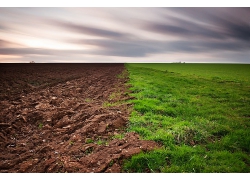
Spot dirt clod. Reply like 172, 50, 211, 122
0, 63, 159, 172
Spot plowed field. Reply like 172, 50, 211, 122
0, 63, 159, 173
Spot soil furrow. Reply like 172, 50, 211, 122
0, 63, 159, 172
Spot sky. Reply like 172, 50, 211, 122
0, 6, 250, 63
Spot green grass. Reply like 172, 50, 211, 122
130, 63, 250, 84
38, 123, 43, 129
122, 63, 250, 173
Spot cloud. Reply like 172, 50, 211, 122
50, 19, 130, 39
69, 39, 162, 57
141, 7, 250, 43
213, 17, 250, 41
0, 24, 7, 30
0, 47, 86, 56
0, 39, 14, 47
166, 40, 250, 53
167, 7, 250, 25
166, 7, 250, 41
0, 48, 54, 55
67, 37, 250, 58
143, 21, 226, 40
145, 23, 191, 35
0, 39, 25, 48
0, 7, 249, 63
1, 39, 249, 60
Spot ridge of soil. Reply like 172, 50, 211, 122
0, 63, 159, 173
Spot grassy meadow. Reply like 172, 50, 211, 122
122, 63, 250, 172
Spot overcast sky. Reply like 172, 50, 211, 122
0, 7, 250, 63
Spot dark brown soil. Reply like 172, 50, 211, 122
0, 63, 159, 173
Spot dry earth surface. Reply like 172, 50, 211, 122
0, 63, 159, 173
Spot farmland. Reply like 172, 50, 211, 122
0, 63, 249, 173
0, 63, 158, 172
123, 63, 250, 172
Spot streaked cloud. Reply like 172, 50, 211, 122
0, 7, 249, 63
50, 19, 131, 39
142, 18, 227, 40
0, 39, 16, 47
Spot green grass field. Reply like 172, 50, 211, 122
130, 63, 250, 84
122, 63, 250, 172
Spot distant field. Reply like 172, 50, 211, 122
123, 63, 250, 172
130, 63, 250, 84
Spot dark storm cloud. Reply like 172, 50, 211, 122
51, 20, 130, 39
